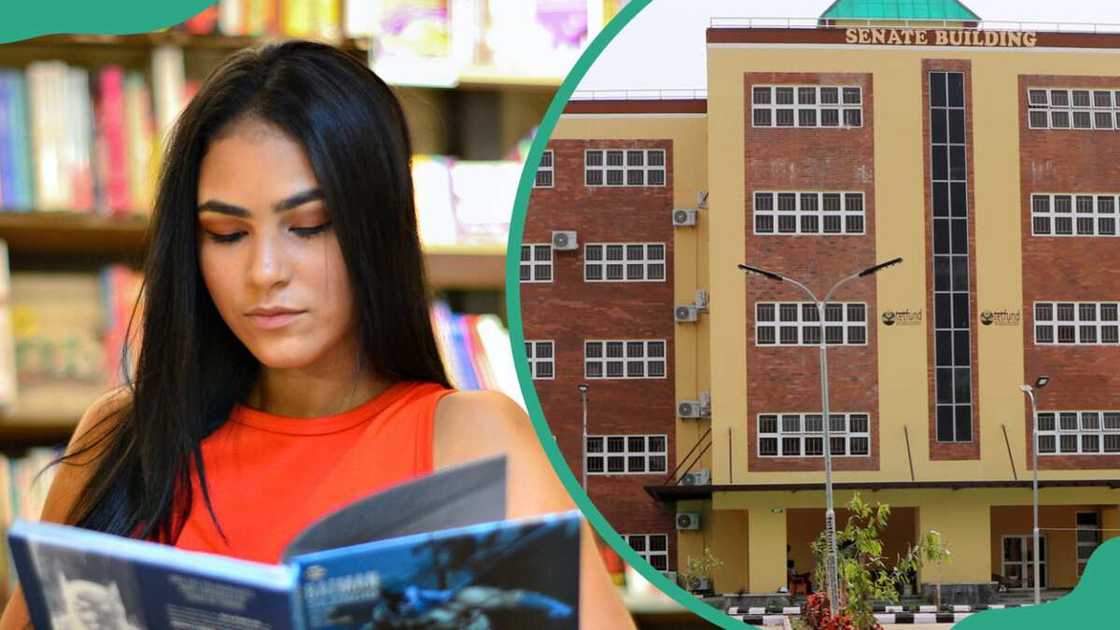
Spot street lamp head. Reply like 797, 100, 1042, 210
737, 263, 784, 282
1035, 376, 1050, 389
857, 257, 904, 278
577, 384, 589, 394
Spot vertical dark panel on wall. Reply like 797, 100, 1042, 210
929, 71, 973, 443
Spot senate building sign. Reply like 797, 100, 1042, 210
844, 28, 1038, 48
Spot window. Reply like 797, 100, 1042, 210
755, 302, 867, 346
584, 243, 666, 282
1037, 411, 1120, 456
525, 340, 554, 379
520, 244, 553, 283
1031, 193, 1119, 237
752, 85, 864, 129
585, 149, 665, 187
753, 191, 866, 235
1028, 88, 1120, 130
534, 150, 554, 188
584, 340, 667, 379
1034, 302, 1120, 345
587, 434, 667, 474
930, 70, 974, 444
758, 412, 871, 457
625, 533, 669, 571
1076, 512, 1102, 577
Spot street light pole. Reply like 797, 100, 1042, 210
578, 384, 590, 491
739, 257, 902, 616
1019, 376, 1049, 605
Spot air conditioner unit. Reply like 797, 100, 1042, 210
676, 511, 701, 531
678, 400, 703, 418
675, 305, 699, 322
676, 396, 712, 417
551, 230, 578, 251
672, 208, 697, 227
697, 191, 709, 209
680, 469, 711, 486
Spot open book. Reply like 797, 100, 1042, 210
8, 456, 580, 629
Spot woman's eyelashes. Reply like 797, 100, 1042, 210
203, 222, 333, 244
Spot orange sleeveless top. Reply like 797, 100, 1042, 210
173, 380, 453, 564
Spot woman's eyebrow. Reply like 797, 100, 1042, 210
197, 188, 325, 215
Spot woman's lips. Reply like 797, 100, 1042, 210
246, 310, 306, 330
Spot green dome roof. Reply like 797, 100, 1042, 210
820, 0, 980, 20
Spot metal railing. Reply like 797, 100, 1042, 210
710, 16, 1120, 34
569, 88, 708, 101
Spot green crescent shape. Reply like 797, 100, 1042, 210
0, 0, 215, 43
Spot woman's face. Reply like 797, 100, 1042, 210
197, 118, 357, 372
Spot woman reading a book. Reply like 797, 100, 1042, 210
1, 41, 633, 629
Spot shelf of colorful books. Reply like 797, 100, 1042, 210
0, 212, 506, 289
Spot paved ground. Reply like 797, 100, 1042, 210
882, 625, 954, 629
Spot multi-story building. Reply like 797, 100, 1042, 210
521, 0, 1120, 596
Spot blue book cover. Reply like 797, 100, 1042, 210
8, 70, 32, 210
448, 313, 480, 390
0, 70, 12, 209
8, 456, 582, 629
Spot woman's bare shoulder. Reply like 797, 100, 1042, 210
38, 386, 132, 523
432, 390, 532, 463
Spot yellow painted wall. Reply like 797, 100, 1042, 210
553, 115, 711, 477
704, 42, 1120, 486
748, 507, 788, 592
989, 505, 1097, 589
716, 487, 1120, 585
1103, 505, 1120, 543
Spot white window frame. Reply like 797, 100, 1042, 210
757, 412, 871, 458
1002, 535, 1047, 589
753, 191, 866, 235
534, 150, 554, 188
584, 339, 667, 379
751, 85, 864, 129
1076, 511, 1102, 577
755, 302, 868, 346
624, 533, 669, 572
584, 242, 667, 282
1027, 87, 1120, 131
1030, 193, 1119, 237
525, 340, 555, 380
586, 434, 668, 475
519, 243, 553, 283
1033, 301, 1120, 345
1036, 410, 1120, 455
584, 149, 666, 187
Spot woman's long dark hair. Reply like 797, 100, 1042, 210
63, 40, 450, 542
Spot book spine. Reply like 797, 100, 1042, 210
0, 241, 14, 408
8, 72, 32, 210
0, 71, 12, 209
218, 0, 244, 36
449, 312, 479, 390
67, 67, 94, 212
98, 66, 130, 213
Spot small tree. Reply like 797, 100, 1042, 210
808, 494, 951, 630
681, 547, 724, 593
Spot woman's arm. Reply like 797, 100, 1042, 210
0, 388, 129, 630
433, 390, 636, 629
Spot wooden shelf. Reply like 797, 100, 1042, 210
3, 34, 562, 91
0, 212, 506, 289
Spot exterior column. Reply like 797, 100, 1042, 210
917, 499, 991, 583
1101, 505, 1120, 543
748, 507, 788, 592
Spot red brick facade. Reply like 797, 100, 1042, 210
742, 72, 881, 473
521, 138, 679, 566
1018, 75, 1120, 470
921, 59, 982, 461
